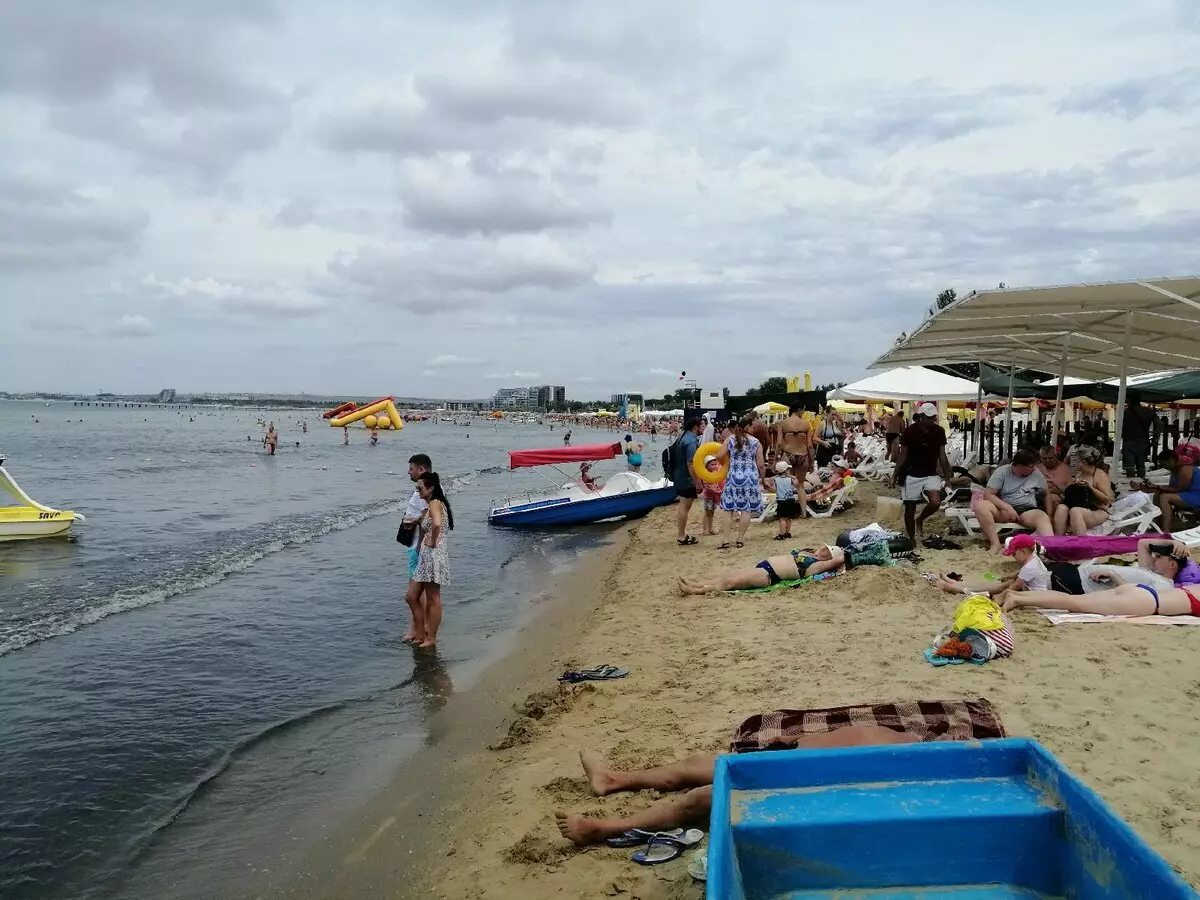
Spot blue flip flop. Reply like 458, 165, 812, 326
632, 829, 704, 865
604, 827, 684, 848
924, 648, 966, 666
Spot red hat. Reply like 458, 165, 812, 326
1002, 534, 1036, 556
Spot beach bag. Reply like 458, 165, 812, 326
396, 519, 418, 546
953, 596, 1006, 633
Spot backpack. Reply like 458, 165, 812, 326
663, 437, 681, 480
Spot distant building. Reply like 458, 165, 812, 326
492, 386, 538, 410
536, 385, 567, 411
156, 388, 176, 404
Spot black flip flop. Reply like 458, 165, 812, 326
677, 536, 698, 545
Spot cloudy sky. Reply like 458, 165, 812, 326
2, 0, 1198, 399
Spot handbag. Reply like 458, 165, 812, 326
396, 519, 418, 545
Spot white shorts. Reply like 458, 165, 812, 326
902, 475, 944, 503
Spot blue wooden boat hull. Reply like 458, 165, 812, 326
708, 738, 1197, 899
489, 485, 677, 527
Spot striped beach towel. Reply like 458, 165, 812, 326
731, 697, 1006, 754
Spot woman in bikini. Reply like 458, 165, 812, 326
678, 546, 845, 594
776, 402, 813, 517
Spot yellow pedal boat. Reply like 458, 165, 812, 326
0, 456, 86, 541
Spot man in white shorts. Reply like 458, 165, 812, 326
896, 402, 951, 541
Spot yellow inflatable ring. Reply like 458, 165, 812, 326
693, 441, 727, 484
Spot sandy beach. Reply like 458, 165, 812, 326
397, 478, 1200, 899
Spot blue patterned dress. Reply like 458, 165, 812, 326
720, 436, 764, 513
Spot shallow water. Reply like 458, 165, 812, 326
0, 401, 641, 899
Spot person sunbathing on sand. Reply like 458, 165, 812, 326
555, 725, 922, 846
1001, 581, 1200, 617
678, 545, 845, 594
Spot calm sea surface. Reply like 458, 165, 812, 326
0, 401, 646, 899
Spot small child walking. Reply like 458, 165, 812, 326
768, 460, 801, 540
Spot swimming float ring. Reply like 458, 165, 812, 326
693, 441, 727, 484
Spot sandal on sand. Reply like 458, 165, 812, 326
736, 542, 745, 549
677, 536, 698, 545
605, 827, 684, 848
559, 666, 629, 683
718, 543, 730, 550
632, 829, 705, 865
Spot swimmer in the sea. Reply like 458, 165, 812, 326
343, 426, 349, 445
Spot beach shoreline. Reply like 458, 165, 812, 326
259, 521, 638, 899
262, 478, 1200, 899
405, 482, 1200, 899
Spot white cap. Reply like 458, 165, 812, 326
918, 402, 938, 418
774, 460, 791, 473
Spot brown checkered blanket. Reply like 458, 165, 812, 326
730, 697, 1006, 754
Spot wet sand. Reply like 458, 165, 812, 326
298, 480, 1200, 897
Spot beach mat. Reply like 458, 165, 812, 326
1036, 608, 1200, 626
730, 697, 1005, 753
725, 569, 843, 595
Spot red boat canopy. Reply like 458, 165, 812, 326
509, 443, 622, 470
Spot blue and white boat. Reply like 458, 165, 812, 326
488, 442, 677, 527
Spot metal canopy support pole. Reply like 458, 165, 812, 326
1052, 334, 1071, 440
1004, 353, 1016, 459
973, 377, 983, 455
1111, 312, 1133, 479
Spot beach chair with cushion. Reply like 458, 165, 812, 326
752, 493, 776, 524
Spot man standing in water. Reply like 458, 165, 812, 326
776, 403, 813, 518
402, 453, 432, 643
264, 423, 279, 456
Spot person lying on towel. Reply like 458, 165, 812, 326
677, 541, 894, 595
999, 539, 1200, 617
555, 726, 922, 846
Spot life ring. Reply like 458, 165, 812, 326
693, 441, 727, 484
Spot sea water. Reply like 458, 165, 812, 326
0, 401, 645, 899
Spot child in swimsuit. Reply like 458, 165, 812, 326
700, 456, 725, 535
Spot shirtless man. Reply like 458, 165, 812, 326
747, 411, 772, 454
776, 402, 813, 517
884, 408, 906, 460
1037, 445, 1071, 518
555, 725, 923, 846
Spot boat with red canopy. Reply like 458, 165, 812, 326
489, 442, 676, 527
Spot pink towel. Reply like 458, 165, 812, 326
1034, 533, 1172, 562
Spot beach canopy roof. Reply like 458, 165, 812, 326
871, 276, 1200, 381
509, 443, 622, 470
830, 366, 982, 403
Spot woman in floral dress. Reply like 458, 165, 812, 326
715, 417, 766, 549
411, 472, 453, 648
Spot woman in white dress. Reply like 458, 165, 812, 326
412, 472, 453, 648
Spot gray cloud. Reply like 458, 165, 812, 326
397, 159, 610, 235
0, 175, 148, 271
323, 236, 595, 312
109, 314, 156, 338
0, 0, 291, 178
1057, 67, 1200, 120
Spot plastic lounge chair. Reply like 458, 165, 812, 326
944, 505, 1021, 539
752, 493, 776, 524
1088, 492, 1161, 537
1174, 526, 1200, 548
806, 479, 857, 519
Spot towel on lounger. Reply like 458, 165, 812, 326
731, 697, 1006, 753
